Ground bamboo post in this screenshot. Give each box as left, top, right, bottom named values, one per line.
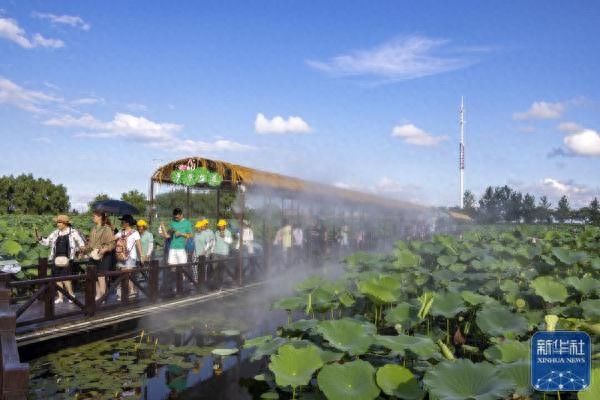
left=41, top=259, right=55, bottom=319
left=237, top=189, right=245, bottom=286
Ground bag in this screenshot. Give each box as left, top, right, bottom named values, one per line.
left=53, top=229, right=71, bottom=267
left=115, top=231, right=133, bottom=262
left=185, top=237, right=195, bottom=254
left=54, top=256, right=70, bottom=267
left=90, top=249, right=102, bottom=261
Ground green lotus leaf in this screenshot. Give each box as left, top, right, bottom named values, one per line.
left=394, top=249, right=421, bottom=269
left=221, top=329, right=240, bottom=336
left=437, top=254, right=458, bottom=267
left=430, top=292, right=468, bottom=318
left=375, top=334, right=439, bottom=359
left=423, top=359, right=514, bottom=400
left=483, top=340, right=530, bottom=363
left=338, top=290, right=355, bottom=307
left=418, top=292, right=435, bottom=320
left=461, top=290, right=495, bottom=306
left=317, top=360, right=380, bottom=400
left=1, top=240, right=22, bottom=256
left=578, top=365, right=600, bottom=400
left=476, top=305, right=528, bottom=338
left=272, top=296, right=306, bottom=311
left=552, top=247, right=588, bottom=265
left=384, top=302, right=419, bottom=329
left=565, top=277, right=600, bottom=296
left=260, top=392, right=279, bottom=400
left=249, top=337, right=287, bottom=361
left=295, top=275, right=328, bottom=292
left=498, top=360, right=531, bottom=397
left=531, top=276, right=569, bottom=303
left=311, top=287, right=336, bottom=313
left=284, top=319, right=317, bottom=333
left=499, top=280, right=519, bottom=294
left=448, top=263, right=467, bottom=274
left=376, top=364, right=424, bottom=400
left=357, top=276, right=401, bottom=305
left=315, top=319, right=374, bottom=356
left=580, top=299, right=600, bottom=322
left=212, top=348, right=238, bottom=356
left=268, top=344, right=323, bottom=389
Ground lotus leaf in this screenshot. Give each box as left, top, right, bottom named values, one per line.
left=357, top=276, right=401, bottom=305
left=376, top=364, right=424, bottom=399
left=461, top=290, right=495, bottom=306
left=552, top=247, right=588, bottom=265
left=578, top=365, right=600, bottom=400
left=1, top=240, right=21, bottom=256
left=376, top=334, right=439, bottom=359
left=483, top=340, right=529, bottom=363
left=315, top=319, right=374, bottom=355
left=260, top=392, right=279, bottom=399
left=476, top=305, right=528, bottom=337
left=250, top=337, right=287, bottom=361
left=268, top=344, right=323, bottom=389
left=430, top=292, right=467, bottom=318
left=285, top=319, right=317, bottom=333
left=272, top=296, right=306, bottom=311
left=531, top=276, right=569, bottom=303
left=437, top=254, right=458, bottom=267
left=565, top=277, right=600, bottom=296
left=417, top=292, right=435, bottom=320
left=395, top=249, right=421, bottom=269
left=423, top=359, right=514, bottom=400
left=317, top=360, right=380, bottom=400
left=498, top=360, right=531, bottom=397
left=580, top=299, right=600, bottom=321
left=384, top=302, right=419, bottom=329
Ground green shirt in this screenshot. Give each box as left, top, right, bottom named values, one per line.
left=214, top=229, right=232, bottom=256
left=140, top=230, right=154, bottom=257
left=194, top=229, right=215, bottom=256
left=169, top=219, right=193, bottom=250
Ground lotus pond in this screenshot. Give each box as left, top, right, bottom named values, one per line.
left=241, top=226, right=600, bottom=400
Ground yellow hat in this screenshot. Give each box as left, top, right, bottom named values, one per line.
left=217, top=219, right=227, bottom=227
left=137, top=219, right=148, bottom=227
left=195, top=219, right=208, bottom=228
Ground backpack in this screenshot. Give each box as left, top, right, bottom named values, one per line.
left=115, top=230, right=134, bottom=262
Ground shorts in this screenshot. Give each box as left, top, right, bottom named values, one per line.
left=52, top=263, right=73, bottom=278
left=93, top=252, right=114, bottom=273
left=117, top=258, right=137, bottom=269
left=168, top=249, right=188, bottom=265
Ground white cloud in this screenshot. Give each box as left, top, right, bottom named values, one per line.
left=32, top=136, right=51, bottom=143
left=0, top=77, right=62, bottom=112
left=45, top=111, right=256, bottom=153
left=391, top=123, right=447, bottom=146
left=513, top=101, right=565, bottom=120
left=564, top=129, right=600, bottom=156
left=517, top=126, right=536, bottom=133
left=307, top=35, right=488, bottom=83
left=32, top=12, right=90, bottom=31
left=0, top=17, right=64, bottom=48
left=126, top=103, right=148, bottom=112
left=255, top=113, right=311, bottom=134
left=542, top=178, right=587, bottom=196
left=45, top=112, right=181, bottom=141
left=558, top=121, right=583, bottom=133
left=71, top=96, right=105, bottom=106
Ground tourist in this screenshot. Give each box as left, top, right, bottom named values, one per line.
left=339, top=224, right=350, bottom=256
left=193, top=218, right=214, bottom=284
left=35, top=215, right=86, bottom=304
left=292, top=223, right=304, bottom=265
left=137, top=219, right=154, bottom=262
left=115, top=214, right=143, bottom=299
left=84, top=211, right=115, bottom=301
left=274, top=219, right=292, bottom=269
left=213, top=219, right=232, bottom=288
left=160, top=208, right=193, bottom=265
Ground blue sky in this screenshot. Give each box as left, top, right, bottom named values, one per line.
left=0, top=1, right=599, bottom=210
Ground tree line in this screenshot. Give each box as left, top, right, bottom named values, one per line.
left=461, top=185, right=600, bottom=225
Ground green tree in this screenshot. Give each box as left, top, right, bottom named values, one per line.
left=505, top=191, right=523, bottom=223
left=478, top=186, right=500, bottom=223
left=536, top=195, right=552, bottom=223
left=121, top=190, right=148, bottom=215
left=462, top=190, right=477, bottom=217
left=584, top=197, right=600, bottom=225
left=522, top=193, right=536, bottom=224
left=88, top=193, right=110, bottom=211
left=0, top=174, right=70, bottom=214
left=556, top=195, right=571, bottom=223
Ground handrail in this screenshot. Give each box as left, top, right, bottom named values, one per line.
left=0, top=273, right=28, bottom=399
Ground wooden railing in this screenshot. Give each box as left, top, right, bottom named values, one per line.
left=0, top=274, right=28, bottom=399
left=8, top=254, right=264, bottom=327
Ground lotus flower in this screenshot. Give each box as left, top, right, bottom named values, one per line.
left=545, top=314, right=559, bottom=332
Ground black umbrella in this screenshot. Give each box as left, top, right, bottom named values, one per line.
left=92, top=199, right=140, bottom=216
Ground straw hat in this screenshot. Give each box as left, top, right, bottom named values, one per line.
left=54, top=215, right=70, bottom=224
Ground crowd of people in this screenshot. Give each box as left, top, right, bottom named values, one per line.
left=33, top=206, right=382, bottom=304
left=34, top=207, right=257, bottom=304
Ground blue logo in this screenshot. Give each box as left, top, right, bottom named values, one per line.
left=531, top=331, right=591, bottom=392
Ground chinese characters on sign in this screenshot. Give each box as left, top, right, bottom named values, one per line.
left=531, top=331, right=591, bottom=392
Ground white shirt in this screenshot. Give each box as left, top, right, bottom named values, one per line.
left=293, top=228, right=303, bottom=246
left=115, top=229, right=141, bottom=260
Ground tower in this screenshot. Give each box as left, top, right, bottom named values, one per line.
left=459, top=97, right=465, bottom=209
